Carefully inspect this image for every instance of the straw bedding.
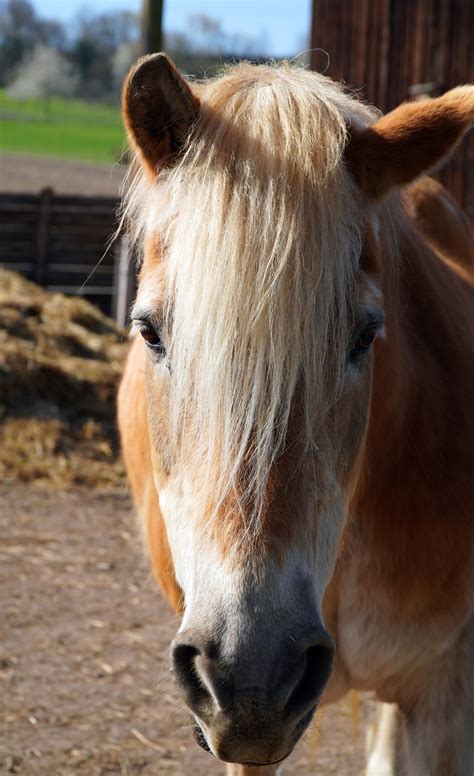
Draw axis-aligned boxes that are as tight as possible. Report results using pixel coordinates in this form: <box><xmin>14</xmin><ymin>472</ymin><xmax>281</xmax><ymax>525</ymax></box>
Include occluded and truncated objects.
<box><xmin>0</xmin><ymin>270</ymin><xmax>126</xmax><ymax>487</ymax></box>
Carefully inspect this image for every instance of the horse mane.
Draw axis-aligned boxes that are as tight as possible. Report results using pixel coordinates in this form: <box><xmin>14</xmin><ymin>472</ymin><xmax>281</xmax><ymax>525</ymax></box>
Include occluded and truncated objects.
<box><xmin>123</xmin><ymin>62</ymin><xmax>380</xmax><ymax>530</ymax></box>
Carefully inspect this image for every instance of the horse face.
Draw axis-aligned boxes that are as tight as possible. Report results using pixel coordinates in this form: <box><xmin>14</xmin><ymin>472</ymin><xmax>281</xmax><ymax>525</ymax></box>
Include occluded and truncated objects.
<box><xmin>132</xmin><ymin>244</ymin><xmax>381</xmax><ymax>765</ymax></box>
<box><xmin>123</xmin><ymin>55</ymin><xmax>385</xmax><ymax>765</ymax></box>
<box><xmin>132</xmin><ymin>246</ymin><xmax>384</xmax><ymax>764</ymax></box>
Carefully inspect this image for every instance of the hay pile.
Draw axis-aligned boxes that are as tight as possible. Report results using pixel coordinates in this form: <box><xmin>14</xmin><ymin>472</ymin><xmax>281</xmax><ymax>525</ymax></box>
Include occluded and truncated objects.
<box><xmin>0</xmin><ymin>270</ymin><xmax>127</xmax><ymax>487</ymax></box>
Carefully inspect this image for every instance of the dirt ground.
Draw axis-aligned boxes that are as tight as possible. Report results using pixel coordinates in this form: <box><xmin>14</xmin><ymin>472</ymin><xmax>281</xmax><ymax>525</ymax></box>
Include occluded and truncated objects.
<box><xmin>1</xmin><ymin>486</ymin><xmax>376</xmax><ymax>775</ymax></box>
<box><xmin>0</xmin><ymin>153</ymin><xmax>126</xmax><ymax>197</ymax></box>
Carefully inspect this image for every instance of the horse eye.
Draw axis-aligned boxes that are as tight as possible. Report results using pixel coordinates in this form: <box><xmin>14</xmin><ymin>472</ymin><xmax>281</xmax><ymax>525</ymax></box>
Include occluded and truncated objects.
<box><xmin>136</xmin><ymin>321</ymin><xmax>166</xmax><ymax>356</ymax></box>
<box><xmin>348</xmin><ymin>322</ymin><xmax>379</xmax><ymax>364</ymax></box>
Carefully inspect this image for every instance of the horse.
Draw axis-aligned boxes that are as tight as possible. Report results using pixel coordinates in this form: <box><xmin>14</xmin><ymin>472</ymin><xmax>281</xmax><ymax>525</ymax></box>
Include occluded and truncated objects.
<box><xmin>118</xmin><ymin>54</ymin><xmax>474</xmax><ymax>775</ymax></box>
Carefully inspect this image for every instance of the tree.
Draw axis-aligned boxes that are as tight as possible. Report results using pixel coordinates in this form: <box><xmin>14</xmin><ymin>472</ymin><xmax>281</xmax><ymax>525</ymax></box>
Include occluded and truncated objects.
<box><xmin>72</xmin><ymin>10</ymin><xmax>140</xmax><ymax>99</ymax></box>
<box><xmin>112</xmin><ymin>41</ymin><xmax>141</xmax><ymax>92</ymax></box>
<box><xmin>0</xmin><ymin>0</ymin><xmax>65</xmax><ymax>85</ymax></box>
<box><xmin>7</xmin><ymin>44</ymin><xmax>77</xmax><ymax>114</ymax></box>
<box><xmin>165</xmin><ymin>14</ymin><xmax>270</xmax><ymax>77</ymax></box>
<box><xmin>0</xmin><ymin>2</ymin><xmax>274</xmax><ymax>103</ymax></box>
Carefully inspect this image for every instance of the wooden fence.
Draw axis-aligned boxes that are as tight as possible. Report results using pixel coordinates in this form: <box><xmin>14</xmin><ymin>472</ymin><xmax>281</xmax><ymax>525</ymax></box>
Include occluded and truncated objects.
<box><xmin>0</xmin><ymin>189</ymin><xmax>135</xmax><ymax>327</ymax></box>
<box><xmin>310</xmin><ymin>0</ymin><xmax>474</xmax><ymax>221</ymax></box>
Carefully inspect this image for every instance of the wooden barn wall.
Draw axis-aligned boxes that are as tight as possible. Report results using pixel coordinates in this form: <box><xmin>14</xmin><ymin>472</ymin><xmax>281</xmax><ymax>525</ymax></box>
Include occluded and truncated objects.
<box><xmin>310</xmin><ymin>0</ymin><xmax>474</xmax><ymax>220</ymax></box>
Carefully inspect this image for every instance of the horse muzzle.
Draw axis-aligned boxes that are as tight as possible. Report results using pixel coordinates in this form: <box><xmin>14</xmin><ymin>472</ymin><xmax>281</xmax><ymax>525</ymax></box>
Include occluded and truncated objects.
<box><xmin>171</xmin><ymin>625</ymin><xmax>334</xmax><ymax>764</ymax></box>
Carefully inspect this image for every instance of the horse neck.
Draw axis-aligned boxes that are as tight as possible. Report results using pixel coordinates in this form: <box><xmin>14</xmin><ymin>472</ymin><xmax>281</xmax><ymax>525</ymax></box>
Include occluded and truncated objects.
<box><xmin>354</xmin><ymin>204</ymin><xmax>474</xmax><ymax>531</ymax></box>
<box><xmin>345</xmin><ymin>206</ymin><xmax>474</xmax><ymax>627</ymax></box>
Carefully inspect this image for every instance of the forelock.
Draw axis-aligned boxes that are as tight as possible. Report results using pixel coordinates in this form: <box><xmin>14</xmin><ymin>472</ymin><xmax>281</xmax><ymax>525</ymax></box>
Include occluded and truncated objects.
<box><xmin>123</xmin><ymin>62</ymin><xmax>377</xmax><ymax>531</ymax></box>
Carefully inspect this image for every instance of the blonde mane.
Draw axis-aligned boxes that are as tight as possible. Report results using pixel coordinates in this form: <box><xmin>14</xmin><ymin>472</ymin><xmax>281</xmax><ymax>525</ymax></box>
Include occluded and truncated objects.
<box><xmin>124</xmin><ymin>62</ymin><xmax>378</xmax><ymax>528</ymax></box>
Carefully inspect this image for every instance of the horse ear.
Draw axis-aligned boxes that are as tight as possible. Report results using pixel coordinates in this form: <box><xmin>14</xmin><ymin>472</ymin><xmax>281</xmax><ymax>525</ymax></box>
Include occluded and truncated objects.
<box><xmin>346</xmin><ymin>86</ymin><xmax>474</xmax><ymax>200</ymax></box>
<box><xmin>123</xmin><ymin>53</ymin><xmax>200</xmax><ymax>175</ymax></box>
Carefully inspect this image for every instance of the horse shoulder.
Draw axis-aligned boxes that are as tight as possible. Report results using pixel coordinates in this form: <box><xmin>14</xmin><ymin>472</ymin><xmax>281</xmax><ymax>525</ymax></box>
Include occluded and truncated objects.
<box><xmin>118</xmin><ymin>337</ymin><xmax>182</xmax><ymax>612</ymax></box>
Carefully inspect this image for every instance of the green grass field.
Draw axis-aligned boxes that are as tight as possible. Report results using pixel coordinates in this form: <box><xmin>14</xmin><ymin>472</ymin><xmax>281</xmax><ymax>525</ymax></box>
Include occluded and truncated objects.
<box><xmin>0</xmin><ymin>90</ymin><xmax>126</xmax><ymax>164</ymax></box>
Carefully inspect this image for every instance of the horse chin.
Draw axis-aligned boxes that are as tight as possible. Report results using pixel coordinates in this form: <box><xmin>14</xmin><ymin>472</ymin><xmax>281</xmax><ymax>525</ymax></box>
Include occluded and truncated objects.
<box><xmin>192</xmin><ymin>721</ymin><xmax>290</xmax><ymax>765</ymax></box>
<box><xmin>191</xmin><ymin>705</ymin><xmax>316</xmax><ymax>765</ymax></box>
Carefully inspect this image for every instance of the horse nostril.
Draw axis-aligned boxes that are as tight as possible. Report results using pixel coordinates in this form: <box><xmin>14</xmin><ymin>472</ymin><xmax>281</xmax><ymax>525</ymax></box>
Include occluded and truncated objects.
<box><xmin>172</xmin><ymin>641</ymin><xmax>212</xmax><ymax>711</ymax></box>
<box><xmin>193</xmin><ymin>722</ymin><xmax>212</xmax><ymax>753</ymax></box>
<box><xmin>172</xmin><ymin>635</ymin><xmax>235</xmax><ymax>715</ymax></box>
<box><xmin>284</xmin><ymin>641</ymin><xmax>334</xmax><ymax>720</ymax></box>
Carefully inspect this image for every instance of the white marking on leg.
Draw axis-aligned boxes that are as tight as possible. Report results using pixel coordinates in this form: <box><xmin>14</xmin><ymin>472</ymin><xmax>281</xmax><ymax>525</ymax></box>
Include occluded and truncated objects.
<box><xmin>366</xmin><ymin>703</ymin><xmax>399</xmax><ymax>776</ymax></box>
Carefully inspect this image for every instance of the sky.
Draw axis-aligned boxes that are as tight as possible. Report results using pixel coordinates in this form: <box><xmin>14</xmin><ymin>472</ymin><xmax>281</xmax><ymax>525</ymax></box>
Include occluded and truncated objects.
<box><xmin>31</xmin><ymin>0</ymin><xmax>311</xmax><ymax>56</ymax></box>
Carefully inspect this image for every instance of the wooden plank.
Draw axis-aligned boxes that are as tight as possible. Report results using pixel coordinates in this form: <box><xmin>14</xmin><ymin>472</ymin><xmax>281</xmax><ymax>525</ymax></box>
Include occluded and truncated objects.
<box><xmin>47</xmin><ymin>255</ymin><xmax>115</xmax><ymax>268</ymax></box>
<box><xmin>378</xmin><ymin>0</ymin><xmax>391</xmax><ymax>109</ymax></box>
<box><xmin>1</xmin><ymin>242</ymin><xmax>37</xmax><ymax>257</ymax></box>
<box><xmin>49</xmin><ymin>241</ymin><xmax>114</xmax><ymax>255</ymax></box>
<box><xmin>49</xmin><ymin>237</ymin><xmax>114</xmax><ymax>249</ymax></box>
<box><xmin>0</xmin><ymin>222</ymin><xmax>36</xmax><ymax>234</ymax></box>
<box><xmin>35</xmin><ymin>187</ymin><xmax>53</xmax><ymax>285</ymax></box>
<box><xmin>412</xmin><ymin>0</ymin><xmax>424</xmax><ymax>85</ymax></box>
<box><xmin>365</xmin><ymin>0</ymin><xmax>377</xmax><ymax>106</ymax></box>
<box><xmin>0</xmin><ymin>214</ymin><xmax>38</xmax><ymax>227</ymax></box>
<box><xmin>310</xmin><ymin>0</ymin><xmax>326</xmax><ymax>72</ymax></box>
<box><xmin>46</xmin><ymin>274</ymin><xmax>114</xmax><ymax>288</ymax></box>
<box><xmin>46</xmin><ymin>285</ymin><xmax>115</xmax><ymax>295</ymax></box>
<box><xmin>0</xmin><ymin>203</ymin><xmax>39</xmax><ymax>216</ymax></box>
<box><xmin>48</xmin><ymin>223</ymin><xmax>115</xmax><ymax>235</ymax></box>
<box><xmin>50</xmin><ymin>194</ymin><xmax>118</xmax><ymax>207</ymax></box>
<box><xmin>0</xmin><ymin>193</ymin><xmax>39</xmax><ymax>205</ymax></box>
<box><xmin>112</xmin><ymin>234</ymin><xmax>136</xmax><ymax>328</ymax></box>
<box><xmin>51</xmin><ymin>206</ymin><xmax>118</xmax><ymax>218</ymax></box>
<box><xmin>0</xmin><ymin>262</ymin><xmax>35</xmax><ymax>272</ymax></box>
<box><xmin>353</xmin><ymin>0</ymin><xmax>369</xmax><ymax>89</ymax></box>
<box><xmin>47</xmin><ymin>263</ymin><xmax>115</xmax><ymax>274</ymax></box>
